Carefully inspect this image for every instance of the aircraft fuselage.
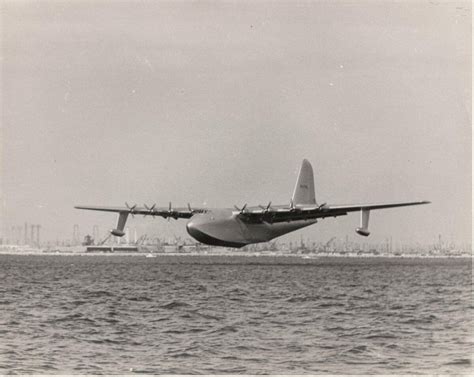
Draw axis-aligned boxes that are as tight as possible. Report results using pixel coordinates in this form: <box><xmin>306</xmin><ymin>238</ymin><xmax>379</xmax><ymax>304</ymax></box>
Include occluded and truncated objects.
<box><xmin>186</xmin><ymin>208</ymin><xmax>316</xmax><ymax>248</ymax></box>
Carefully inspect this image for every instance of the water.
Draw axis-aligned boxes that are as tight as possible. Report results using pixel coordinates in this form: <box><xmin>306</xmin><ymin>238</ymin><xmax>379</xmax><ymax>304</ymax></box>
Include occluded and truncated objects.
<box><xmin>0</xmin><ymin>254</ymin><xmax>472</xmax><ymax>374</ymax></box>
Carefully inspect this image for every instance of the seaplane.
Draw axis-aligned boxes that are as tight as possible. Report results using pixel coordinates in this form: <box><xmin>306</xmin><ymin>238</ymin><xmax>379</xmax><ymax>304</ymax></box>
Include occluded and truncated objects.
<box><xmin>75</xmin><ymin>159</ymin><xmax>430</xmax><ymax>248</ymax></box>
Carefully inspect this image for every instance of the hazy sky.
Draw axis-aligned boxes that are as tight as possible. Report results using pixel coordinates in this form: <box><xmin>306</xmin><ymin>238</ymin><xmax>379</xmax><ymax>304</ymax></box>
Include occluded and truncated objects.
<box><xmin>1</xmin><ymin>1</ymin><xmax>471</xmax><ymax>246</ymax></box>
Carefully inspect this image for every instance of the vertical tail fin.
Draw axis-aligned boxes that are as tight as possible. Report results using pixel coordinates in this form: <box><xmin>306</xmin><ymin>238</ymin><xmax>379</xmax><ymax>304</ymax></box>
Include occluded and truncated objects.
<box><xmin>292</xmin><ymin>159</ymin><xmax>317</xmax><ymax>205</ymax></box>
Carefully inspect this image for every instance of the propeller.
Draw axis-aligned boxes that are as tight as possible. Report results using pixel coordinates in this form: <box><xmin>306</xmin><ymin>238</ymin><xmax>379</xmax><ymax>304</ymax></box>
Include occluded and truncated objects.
<box><xmin>258</xmin><ymin>201</ymin><xmax>273</xmax><ymax>213</ymax></box>
<box><xmin>259</xmin><ymin>201</ymin><xmax>275</xmax><ymax>223</ymax></box>
<box><xmin>144</xmin><ymin>203</ymin><xmax>156</xmax><ymax>217</ymax></box>
<box><xmin>187</xmin><ymin>203</ymin><xmax>196</xmax><ymax>215</ymax></box>
<box><xmin>167</xmin><ymin>202</ymin><xmax>178</xmax><ymax>220</ymax></box>
<box><xmin>287</xmin><ymin>199</ymin><xmax>303</xmax><ymax>219</ymax></box>
<box><xmin>165</xmin><ymin>202</ymin><xmax>171</xmax><ymax>221</ymax></box>
<box><xmin>125</xmin><ymin>202</ymin><xmax>137</xmax><ymax>218</ymax></box>
<box><xmin>233</xmin><ymin>203</ymin><xmax>248</xmax><ymax>214</ymax></box>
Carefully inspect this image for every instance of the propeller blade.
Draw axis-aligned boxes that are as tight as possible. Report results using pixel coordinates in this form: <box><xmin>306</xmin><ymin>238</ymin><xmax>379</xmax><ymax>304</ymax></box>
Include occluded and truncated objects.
<box><xmin>144</xmin><ymin>203</ymin><xmax>156</xmax><ymax>217</ymax></box>
<box><xmin>166</xmin><ymin>201</ymin><xmax>178</xmax><ymax>220</ymax></box>
<box><xmin>126</xmin><ymin>202</ymin><xmax>137</xmax><ymax>217</ymax></box>
<box><xmin>234</xmin><ymin>203</ymin><xmax>248</xmax><ymax>215</ymax></box>
<box><xmin>259</xmin><ymin>201</ymin><xmax>272</xmax><ymax>214</ymax></box>
<box><xmin>233</xmin><ymin>204</ymin><xmax>247</xmax><ymax>214</ymax></box>
<box><xmin>126</xmin><ymin>202</ymin><xmax>136</xmax><ymax>210</ymax></box>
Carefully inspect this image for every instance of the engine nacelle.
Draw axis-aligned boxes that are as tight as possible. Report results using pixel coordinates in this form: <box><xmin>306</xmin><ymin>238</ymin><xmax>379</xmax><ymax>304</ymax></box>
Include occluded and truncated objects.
<box><xmin>110</xmin><ymin>229</ymin><xmax>125</xmax><ymax>237</ymax></box>
<box><xmin>356</xmin><ymin>227</ymin><xmax>370</xmax><ymax>237</ymax></box>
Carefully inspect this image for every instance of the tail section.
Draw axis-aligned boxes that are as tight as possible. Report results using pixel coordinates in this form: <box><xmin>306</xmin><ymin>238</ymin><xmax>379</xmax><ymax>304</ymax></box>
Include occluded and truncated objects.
<box><xmin>292</xmin><ymin>159</ymin><xmax>317</xmax><ymax>205</ymax></box>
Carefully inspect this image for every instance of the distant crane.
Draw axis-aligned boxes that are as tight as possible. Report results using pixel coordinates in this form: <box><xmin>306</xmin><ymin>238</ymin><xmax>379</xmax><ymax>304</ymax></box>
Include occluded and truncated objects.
<box><xmin>135</xmin><ymin>234</ymin><xmax>147</xmax><ymax>245</ymax></box>
<box><xmin>325</xmin><ymin>237</ymin><xmax>336</xmax><ymax>252</ymax></box>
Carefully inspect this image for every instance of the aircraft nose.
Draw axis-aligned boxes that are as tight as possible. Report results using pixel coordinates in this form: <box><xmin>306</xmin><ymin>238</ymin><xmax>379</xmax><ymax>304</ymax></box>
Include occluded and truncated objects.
<box><xmin>186</xmin><ymin>221</ymin><xmax>199</xmax><ymax>238</ymax></box>
<box><xmin>186</xmin><ymin>220</ymin><xmax>208</xmax><ymax>244</ymax></box>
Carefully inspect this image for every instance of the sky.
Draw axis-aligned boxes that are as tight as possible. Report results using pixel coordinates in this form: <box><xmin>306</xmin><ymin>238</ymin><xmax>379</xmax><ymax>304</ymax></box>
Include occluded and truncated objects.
<box><xmin>1</xmin><ymin>0</ymin><xmax>471</xmax><ymax>246</ymax></box>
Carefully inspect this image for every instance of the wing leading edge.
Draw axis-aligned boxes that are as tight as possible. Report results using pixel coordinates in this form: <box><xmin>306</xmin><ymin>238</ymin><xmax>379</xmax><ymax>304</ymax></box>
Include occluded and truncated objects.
<box><xmin>323</xmin><ymin>200</ymin><xmax>431</xmax><ymax>213</ymax></box>
<box><xmin>75</xmin><ymin>205</ymin><xmax>207</xmax><ymax>218</ymax></box>
<box><xmin>236</xmin><ymin>200</ymin><xmax>430</xmax><ymax>220</ymax></box>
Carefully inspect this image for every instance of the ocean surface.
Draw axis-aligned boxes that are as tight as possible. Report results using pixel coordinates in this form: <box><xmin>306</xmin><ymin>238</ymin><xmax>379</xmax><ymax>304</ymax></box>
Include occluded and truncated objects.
<box><xmin>0</xmin><ymin>254</ymin><xmax>472</xmax><ymax>374</ymax></box>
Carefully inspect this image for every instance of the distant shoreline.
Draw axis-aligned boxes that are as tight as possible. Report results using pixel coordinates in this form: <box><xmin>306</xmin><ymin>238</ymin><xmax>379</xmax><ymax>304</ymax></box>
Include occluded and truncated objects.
<box><xmin>0</xmin><ymin>251</ymin><xmax>471</xmax><ymax>260</ymax></box>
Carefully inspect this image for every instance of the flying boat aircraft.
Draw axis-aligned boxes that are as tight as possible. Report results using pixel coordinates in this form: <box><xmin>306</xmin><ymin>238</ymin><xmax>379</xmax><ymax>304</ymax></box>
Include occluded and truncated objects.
<box><xmin>75</xmin><ymin>159</ymin><xmax>429</xmax><ymax>248</ymax></box>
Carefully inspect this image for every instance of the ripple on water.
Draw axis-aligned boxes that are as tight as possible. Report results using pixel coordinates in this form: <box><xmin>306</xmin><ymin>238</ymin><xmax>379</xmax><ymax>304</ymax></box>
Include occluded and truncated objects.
<box><xmin>0</xmin><ymin>254</ymin><xmax>471</xmax><ymax>375</ymax></box>
<box><xmin>160</xmin><ymin>300</ymin><xmax>192</xmax><ymax>309</ymax></box>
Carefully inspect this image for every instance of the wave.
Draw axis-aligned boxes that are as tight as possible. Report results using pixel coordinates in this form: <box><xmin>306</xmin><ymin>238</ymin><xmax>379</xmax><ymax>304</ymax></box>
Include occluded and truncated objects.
<box><xmin>48</xmin><ymin>313</ymin><xmax>95</xmax><ymax>324</ymax></box>
<box><xmin>317</xmin><ymin>302</ymin><xmax>345</xmax><ymax>308</ymax></box>
<box><xmin>364</xmin><ymin>333</ymin><xmax>398</xmax><ymax>340</ymax></box>
<box><xmin>126</xmin><ymin>295</ymin><xmax>152</xmax><ymax>302</ymax></box>
<box><xmin>160</xmin><ymin>301</ymin><xmax>191</xmax><ymax>309</ymax></box>
<box><xmin>443</xmin><ymin>358</ymin><xmax>471</xmax><ymax>366</ymax></box>
<box><xmin>347</xmin><ymin>345</ymin><xmax>368</xmax><ymax>354</ymax></box>
<box><xmin>192</xmin><ymin>311</ymin><xmax>223</xmax><ymax>321</ymax></box>
<box><xmin>1</xmin><ymin>254</ymin><xmax>471</xmax><ymax>375</ymax></box>
<box><xmin>287</xmin><ymin>295</ymin><xmax>320</xmax><ymax>302</ymax></box>
<box><xmin>399</xmin><ymin>314</ymin><xmax>438</xmax><ymax>324</ymax></box>
<box><xmin>209</xmin><ymin>325</ymin><xmax>239</xmax><ymax>334</ymax></box>
<box><xmin>82</xmin><ymin>290</ymin><xmax>115</xmax><ymax>298</ymax></box>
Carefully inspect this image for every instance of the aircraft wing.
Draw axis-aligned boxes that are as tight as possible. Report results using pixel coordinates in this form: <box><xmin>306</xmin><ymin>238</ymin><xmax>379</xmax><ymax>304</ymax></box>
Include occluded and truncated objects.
<box><xmin>236</xmin><ymin>200</ymin><xmax>430</xmax><ymax>224</ymax></box>
<box><xmin>75</xmin><ymin>203</ymin><xmax>207</xmax><ymax>238</ymax></box>
<box><xmin>316</xmin><ymin>200</ymin><xmax>431</xmax><ymax>213</ymax></box>
<box><xmin>75</xmin><ymin>204</ymin><xmax>206</xmax><ymax>220</ymax></box>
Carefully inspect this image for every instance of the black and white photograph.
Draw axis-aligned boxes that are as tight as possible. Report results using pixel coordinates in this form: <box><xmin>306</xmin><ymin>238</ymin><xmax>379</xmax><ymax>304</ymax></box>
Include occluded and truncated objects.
<box><xmin>0</xmin><ymin>0</ymin><xmax>472</xmax><ymax>374</ymax></box>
